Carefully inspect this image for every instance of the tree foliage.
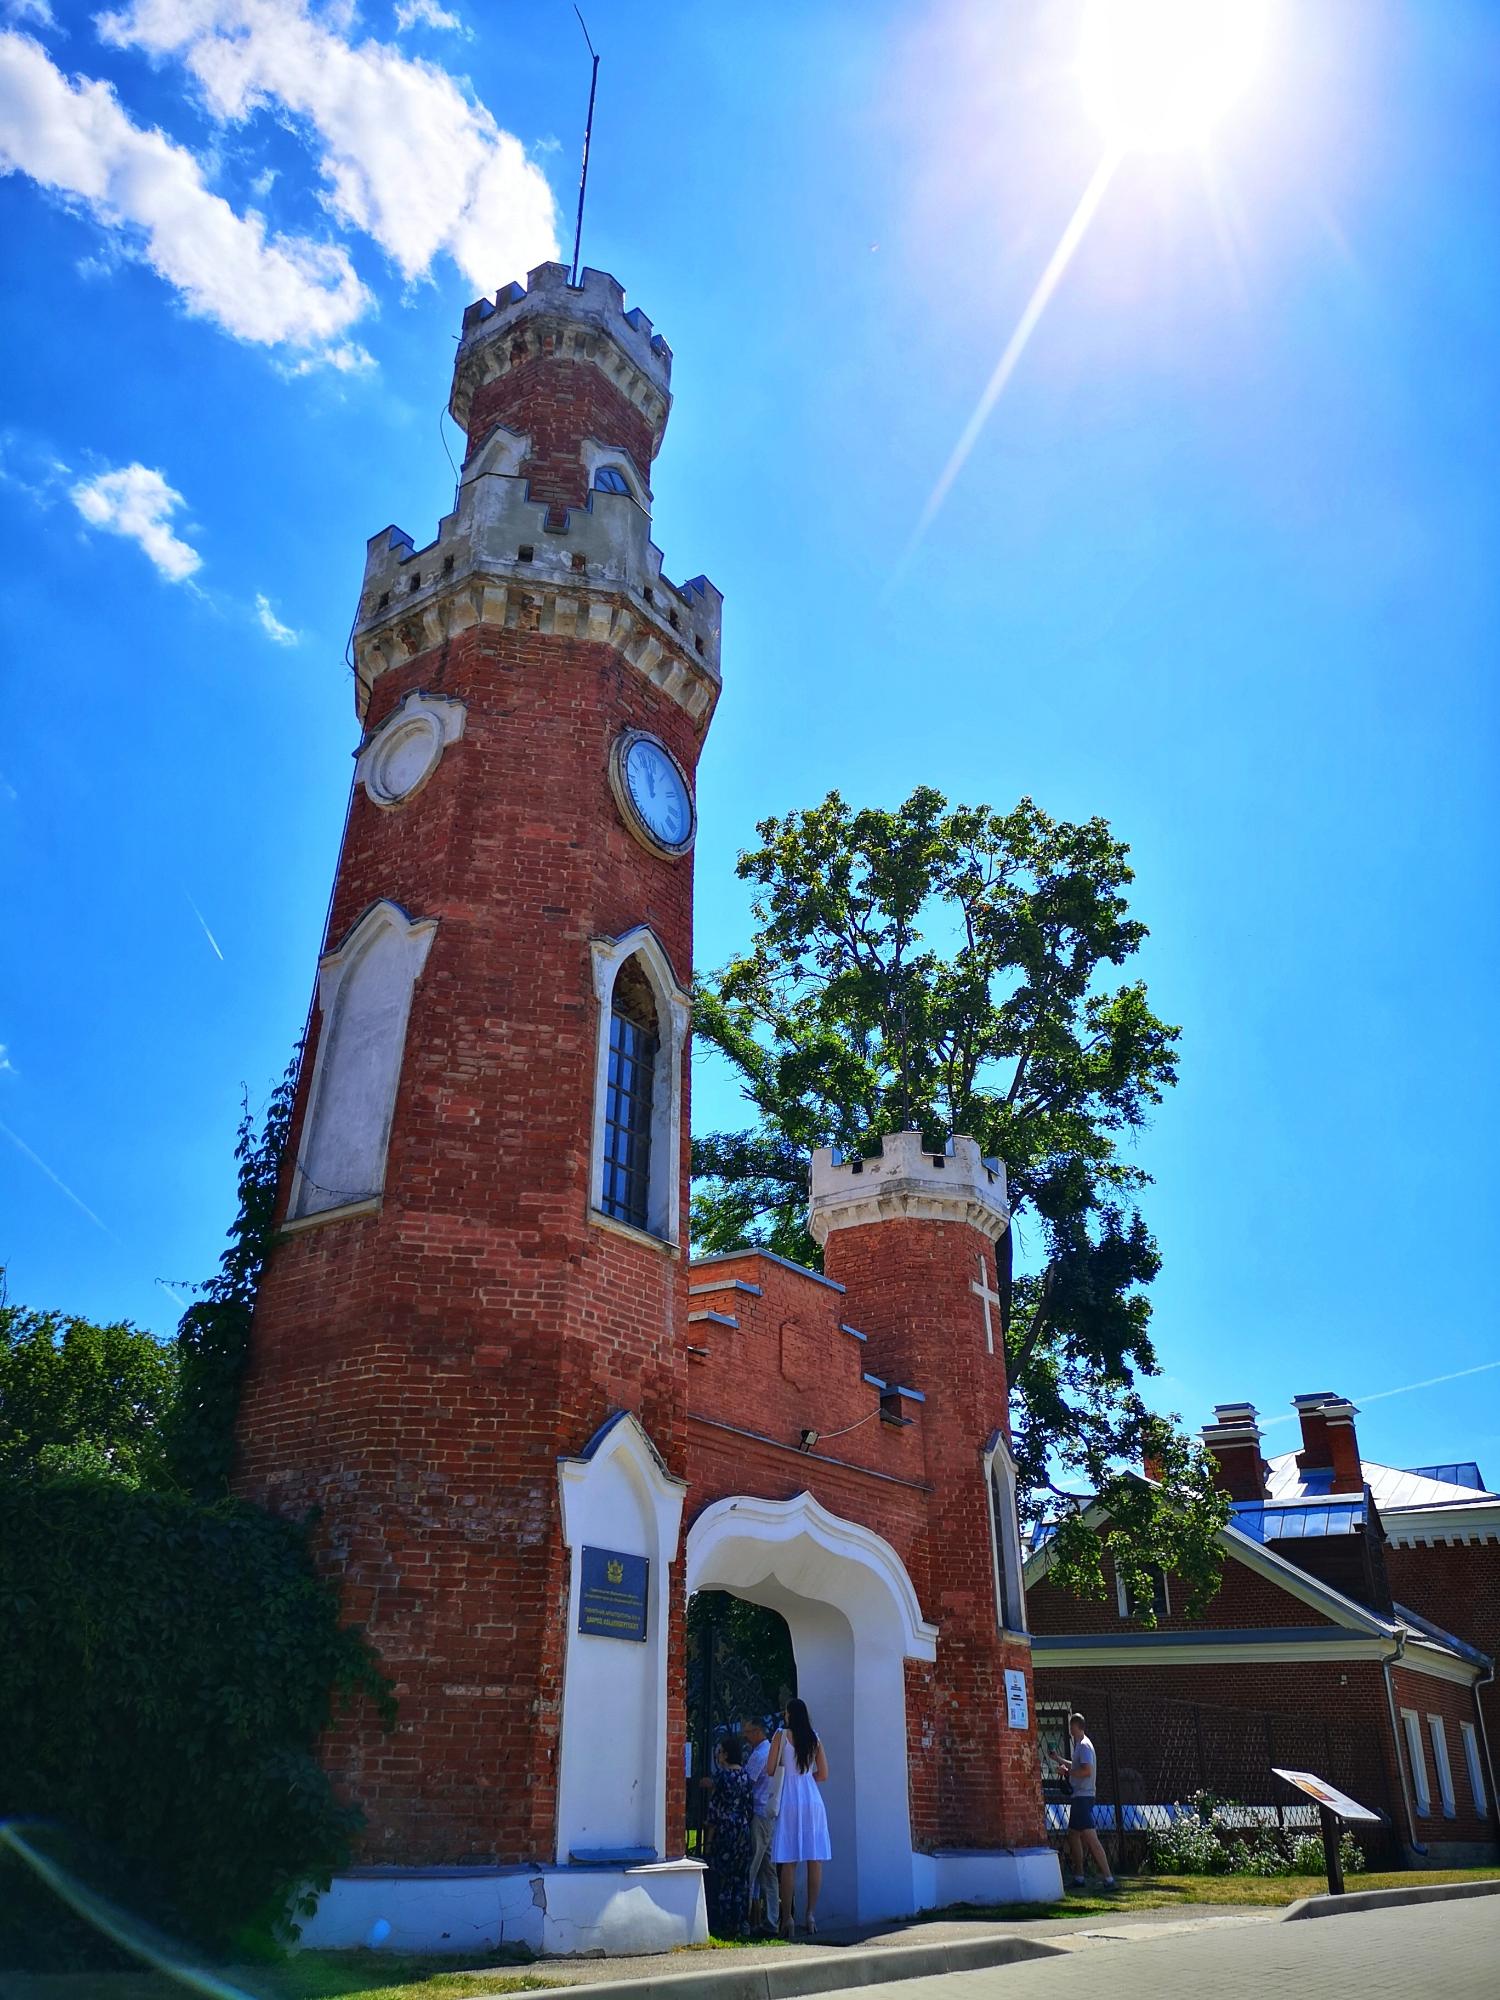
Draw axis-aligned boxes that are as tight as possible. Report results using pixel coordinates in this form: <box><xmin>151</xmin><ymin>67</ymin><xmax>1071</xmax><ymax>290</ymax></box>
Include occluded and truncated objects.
<box><xmin>0</xmin><ymin>1282</ymin><xmax>177</xmax><ymax>1489</ymax></box>
<box><xmin>692</xmin><ymin>787</ymin><xmax>1228</xmax><ymax>1613</ymax></box>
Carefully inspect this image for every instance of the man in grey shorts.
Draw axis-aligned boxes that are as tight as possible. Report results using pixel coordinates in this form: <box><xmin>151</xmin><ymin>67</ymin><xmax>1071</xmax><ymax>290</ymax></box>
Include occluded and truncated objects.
<box><xmin>1058</xmin><ymin>1711</ymin><xmax>1117</xmax><ymax>1889</ymax></box>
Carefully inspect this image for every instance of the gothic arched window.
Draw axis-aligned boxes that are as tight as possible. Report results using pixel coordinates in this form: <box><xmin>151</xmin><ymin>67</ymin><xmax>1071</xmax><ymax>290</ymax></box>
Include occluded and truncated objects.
<box><xmin>594</xmin><ymin>464</ymin><xmax>632</xmax><ymax>495</ymax></box>
<box><xmin>602</xmin><ymin>961</ymin><xmax>659</xmax><ymax>1230</ymax></box>
<box><xmin>589</xmin><ymin>928</ymin><xmax>688</xmax><ymax>1245</ymax></box>
<box><xmin>287</xmin><ymin>900</ymin><xmax>437</xmax><ymax>1224</ymax></box>
<box><xmin>984</xmin><ymin>1431</ymin><xmax>1029</xmax><ymax>1635</ymax></box>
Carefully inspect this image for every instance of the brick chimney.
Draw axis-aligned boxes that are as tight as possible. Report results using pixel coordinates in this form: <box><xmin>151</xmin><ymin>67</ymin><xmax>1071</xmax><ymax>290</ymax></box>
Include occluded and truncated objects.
<box><xmin>1200</xmin><ymin>1402</ymin><xmax>1268</xmax><ymax>1502</ymax></box>
<box><xmin>1294</xmin><ymin>1392</ymin><xmax>1364</xmax><ymax>1492</ymax></box>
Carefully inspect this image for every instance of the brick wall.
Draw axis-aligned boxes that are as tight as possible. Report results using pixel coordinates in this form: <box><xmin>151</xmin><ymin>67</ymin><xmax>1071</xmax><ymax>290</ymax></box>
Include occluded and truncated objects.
<box><xmin>1028</xmin><ymin>1541</ymin><xmax>1343</xmax><ymax>1635</ymax></box>
<box><xmin>826</xmin><ymin>1215</ymin><xmax>1044</xmax><ymax>1851</ymax></box>
<box><xmin>1389</xmin><ymin>1662</ymin><xmax>1493</xmax><ymax>1845</ymax></box>
<box><xmin>467</xmin><ymin>349</ymin><xmax>659</xmax><ymax>510</ymax></box>
<box><xmin>239</xmin><ymin>612</ymin><xmax>707</xmax><ymax>1866</ymax></box>
<box><xmin>1386</xmin><ymin>1537</ymin><xmax>1500</xmax><ymax>1750</ymax></box>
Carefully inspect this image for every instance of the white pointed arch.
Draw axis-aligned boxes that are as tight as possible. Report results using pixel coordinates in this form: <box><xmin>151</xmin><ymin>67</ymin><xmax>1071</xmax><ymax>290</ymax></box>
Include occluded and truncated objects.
<box><xmin>983</xmin><ymin>1428</ymin><xmax>1029</xmax><ymax>1636</ymax></box>
<box><xmin>286</xmin><ymin>899</ymin><xmax>437</xmax><ymax>1225</ymax></box>
<box><xmin>685</xmin><ymin>1489</ymin><xmax>937</xmax><ymax>1662</ymax></box>
<box><xmin>588</xmin><ymin>926</ymin><xmax>689</xmax><ymax>1247</ymax></box>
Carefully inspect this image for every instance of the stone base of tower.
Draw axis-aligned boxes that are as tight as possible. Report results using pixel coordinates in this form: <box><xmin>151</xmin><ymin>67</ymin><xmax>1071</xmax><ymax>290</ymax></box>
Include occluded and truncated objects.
<box><xmin>912</xmin><ymin>1847</ymin><xmax>1063</xmax><ymax>1911</ymax></box>
<box><xmin>300</xmin><ymin>1859</ymin><xmax>708</xmax><ymax>1956</ymax></box>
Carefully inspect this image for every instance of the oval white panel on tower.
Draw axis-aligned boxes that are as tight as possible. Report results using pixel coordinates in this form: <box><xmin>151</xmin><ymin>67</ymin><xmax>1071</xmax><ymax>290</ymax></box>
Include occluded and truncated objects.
<box><xmin>356</xmin><ymin>690</ymin><xmax>466</xmax><ymax>808</ymax></box>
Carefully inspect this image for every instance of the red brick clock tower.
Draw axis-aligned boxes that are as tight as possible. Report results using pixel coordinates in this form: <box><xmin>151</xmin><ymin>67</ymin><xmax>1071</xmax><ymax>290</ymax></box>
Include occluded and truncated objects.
<box><xmin>238</xmin><ymin>264</ymin><xmax>719</xmax><ymax>1952</ymax></box>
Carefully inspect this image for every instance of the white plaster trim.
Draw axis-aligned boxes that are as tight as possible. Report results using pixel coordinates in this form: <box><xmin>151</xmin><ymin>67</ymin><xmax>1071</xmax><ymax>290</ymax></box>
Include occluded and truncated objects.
<box><xmin>1384</xmin><ymin>1500</ymin><xmax>1500</xmax><ymax>1547</ymax></box>
<box><xmin>459</xmin><ymin>421</ymin><xmax>529</xmax><ymax>484</ymax></box>
<box><xmin>1031</xmin><ymin>1633</ymin><xmax>1415</xmax><ymax>1668</ymax></box>
<box><xmin>355</xmin><ymin>690</ymin><xmax>466</xmax><ymax>808</ymax></box>
<box><xmin>278</xmin><ymin>1195</ymin><xmax>381</xmax><ymax>1235</ymax></box>
<box><xmin>588</xmin><ymin>927</ymin><xmax>689</xmax><ymax>1247</ymax></box>
<box><xmin>582</xmin><ymin>437</ymin><xmax>650</xmax><ymax>509</ymax></box>
<box><xmin>983</xmin><ymin>1431</ymin><xmax>1029</xmax><ymax>1636</ymax></box>
<box><xmin>1400</xmin><ymin>1642</ymin><xmax>1486</xmax><ymax>1687</ymax></box>
<box><xmin>686</xmin><ymin>1490</ymin><xmax>937</xmax><ymax>1662</ymax></box>
<box><xmin>589</xmin><ymin>1209</ymin><xmax>680</xmax><ymax>1257</ymax></box>
<box><xmin>808</xmin><ymin>1131</ymin><xmax>1010</xmax><ymax>1244</ymax></box>
<box><xmin>556</xmin><ymin>1413</ymin><xmax>687</xmax><ymax>1869</ymax></box>
<box><xmin>288</xmin><ymin>900</ymin><xmax>437</xmax><ymax>1221</ymax></box>
<box><xmin>301</xmin><ymin>1859</ymin><xmax>707</xmax><ymax>1955</ymax></box>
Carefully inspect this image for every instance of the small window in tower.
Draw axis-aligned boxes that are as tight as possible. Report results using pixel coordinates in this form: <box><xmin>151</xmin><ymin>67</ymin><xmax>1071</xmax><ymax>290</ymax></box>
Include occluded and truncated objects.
<box><xmin>594</xmin><ymin>464</ymin><xmax>632</xmax><ymax>496</ymax></box>
<box><xmin>601</xmin><ymin>960</ymin><xmax>659</xmax><ymax>1232</ymax></box>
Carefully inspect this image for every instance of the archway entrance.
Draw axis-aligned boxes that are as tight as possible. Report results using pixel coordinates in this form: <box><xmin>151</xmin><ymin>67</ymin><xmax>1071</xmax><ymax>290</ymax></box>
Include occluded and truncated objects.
<box><xmin>684</xmin><ymin>1492</ymin><xmax>938</xmax><ymax>1925</ymax></box>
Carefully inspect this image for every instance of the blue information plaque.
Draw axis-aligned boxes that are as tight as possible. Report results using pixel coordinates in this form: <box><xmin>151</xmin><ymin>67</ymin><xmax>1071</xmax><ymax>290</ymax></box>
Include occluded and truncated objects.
<box><xmin>578</xmin><ymin>1546</ymin><xmax>649</xmax><ymax>1642</ymax></box>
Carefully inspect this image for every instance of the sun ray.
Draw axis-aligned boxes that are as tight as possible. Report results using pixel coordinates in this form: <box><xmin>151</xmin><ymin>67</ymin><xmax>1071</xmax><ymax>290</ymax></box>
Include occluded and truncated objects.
<box><xmin>893</xmin><ymin>145</ymin><xmax>1121</xmax><ymax>581</ymax></box>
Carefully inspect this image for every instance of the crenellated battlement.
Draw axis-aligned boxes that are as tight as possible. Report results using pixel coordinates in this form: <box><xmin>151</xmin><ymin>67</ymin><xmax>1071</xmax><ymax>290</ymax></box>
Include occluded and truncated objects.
<box><xmin>451</xmin><ymin>262</ymin><xmax>672</xmax><ymax>442</ymax></box>
<box><xmin>351</xmin><ymin>439</ymin><xmax>721</xmax><ymax>722</ymax></box>
<box><xmin>808</xmin><ymin>1131</ymin><xmax>1010</xmax><ymax>1244</ymax></box>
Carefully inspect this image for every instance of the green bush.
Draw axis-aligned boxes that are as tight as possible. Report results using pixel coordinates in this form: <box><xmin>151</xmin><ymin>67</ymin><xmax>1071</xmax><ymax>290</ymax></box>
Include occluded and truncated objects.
<box><xmin>1289</xmin><ymin>1829</ymin><xmax>1367</xmax><ymax>1876</ymax></box>
<box><xmin>0</xmin><ymin>1476</ymin><xmax>391</xmax><ymax>1965</ymax></box>
<box><xmin>1147</xmin><ymin>1809</ymin><xmax>1230</xmax><ymax>1873</ymax></box>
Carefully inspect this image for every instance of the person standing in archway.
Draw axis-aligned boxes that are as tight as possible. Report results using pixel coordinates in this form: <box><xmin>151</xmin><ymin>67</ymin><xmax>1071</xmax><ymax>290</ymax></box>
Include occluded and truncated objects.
<box><xmin>767</xmin><ymin>1697</ymin><xmax>831</xmax><ymax>1936</ymax></box>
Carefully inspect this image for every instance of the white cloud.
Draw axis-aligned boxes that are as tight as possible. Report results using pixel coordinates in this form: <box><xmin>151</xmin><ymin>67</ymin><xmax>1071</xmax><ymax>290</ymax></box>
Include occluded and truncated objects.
<box><xmin>394</xmin><ymin>0</ymin><xmax>467</xmax><ymax>34</ymax></box>
<box><xmin>254</xmin><ymin>590</ymin><xmax>299</xmax><ymax>643</ymax></box>
<box><xmin>98</xmin><ymin>0</ymin><xmax>558</xmax><ymax>291</ymax></box>
<box><xmin>70</xmin><ymin>462</ymin><xmax>202</xmax><ymax>581</ymax></box>
<box><xmin>0</xmin><ymin>30</ymin><xmax>371</xmax><ymax>354</ymax></box>
<box><xmin>4</xmin><ymin>0</ymin><xmax>58</xmax><ymax>28</ymax></box>
<box><xmin>0</xmin><ymin>1044</ymin><xmax>15</xmax><ymax>1074</ymax></box>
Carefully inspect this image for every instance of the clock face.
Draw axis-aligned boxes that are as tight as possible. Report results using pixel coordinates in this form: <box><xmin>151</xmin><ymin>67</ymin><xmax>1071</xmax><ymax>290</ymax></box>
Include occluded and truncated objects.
<box><xmin>617</xmin><ymin>732</ymin><xmax>695</xmax><ymax>855</ymax></box>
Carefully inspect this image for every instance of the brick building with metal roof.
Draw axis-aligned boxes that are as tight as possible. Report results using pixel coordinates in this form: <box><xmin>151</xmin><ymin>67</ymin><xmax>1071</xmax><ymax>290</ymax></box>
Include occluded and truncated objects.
<box><xmin>1024</xmin><ymin>1392</ymin><xmax>1498</xmax><ymax>1868</ymax></box>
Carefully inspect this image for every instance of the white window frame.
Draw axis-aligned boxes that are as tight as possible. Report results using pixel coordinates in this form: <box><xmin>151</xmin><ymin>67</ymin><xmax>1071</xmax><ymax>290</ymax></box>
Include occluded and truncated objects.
<box><xmin>1459</xmin><ymin>1720</ymin><xmax>1489</xmax><ymax>1817</ymax></box>
<box><xmin>1427</xmin><ymin>1714</ymin><xmax>1457</xmax><ymax>1819</ymax></box>
<box><xmin>287</xmin><ymin>899</ymin><xmax>437</xmax><ymax>1223</ymax></box>
<box><xmin>588</xmin><ymin>927</ymin><xmax>689</xmax><ymax>1247</ymax></box>
<box><xmin>1115</xmin><ymin>1565</ymin><xmax>1171</xmax><ymax>1621</ymax></box>
<box><xmin>1401</xmin><ymin>1707</ymin><xmax>1432</xmax><ymax>1816</ymax></box>
<box><xmin>982</xmin><ymin>1430</ymin><xmax>1028</xmax><ymax>1635</ymax></box>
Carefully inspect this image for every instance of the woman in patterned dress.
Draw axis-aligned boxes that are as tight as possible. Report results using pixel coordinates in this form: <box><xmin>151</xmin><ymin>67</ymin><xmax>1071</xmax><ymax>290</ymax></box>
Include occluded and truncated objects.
<box><xmin>703</xmin><ymin>1734</ymin><xmax>756</xmax><ymax>1937</ymax></box>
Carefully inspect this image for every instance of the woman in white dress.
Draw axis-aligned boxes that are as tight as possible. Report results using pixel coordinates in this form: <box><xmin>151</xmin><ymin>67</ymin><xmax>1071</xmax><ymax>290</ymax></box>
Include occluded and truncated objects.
<box><xmin>766</xmin><ymin>1697</ymin><xmax>831</xmax><ymax>1935</ymax></box>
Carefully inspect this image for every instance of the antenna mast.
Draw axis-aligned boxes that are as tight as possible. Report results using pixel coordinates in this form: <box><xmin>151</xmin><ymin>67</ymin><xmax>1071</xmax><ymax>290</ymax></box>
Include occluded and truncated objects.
<box><xmin>570</xmin><ymin>8</ymin><xmax>599</xmax><ymax>286</ymax></box>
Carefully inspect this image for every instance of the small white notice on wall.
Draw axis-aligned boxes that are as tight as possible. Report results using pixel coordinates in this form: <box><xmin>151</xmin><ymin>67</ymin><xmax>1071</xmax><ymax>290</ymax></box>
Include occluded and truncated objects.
<box><xmin>1005</xmin><ymin>1667</ymin><xmax>1029</xmax><ymax>1729</ymax></box>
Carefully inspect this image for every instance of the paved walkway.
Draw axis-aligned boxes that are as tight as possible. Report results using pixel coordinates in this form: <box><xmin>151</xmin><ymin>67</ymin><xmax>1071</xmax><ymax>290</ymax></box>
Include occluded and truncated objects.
<box><xmin>532</xmin><ymin>1906</ymin><xmax>1264</xmax><ymax>1988</ymax></box>
<box><xmin>803</xmin><ymin>1896</ymin><xmax>1500</xmax><ymax>2000</ymax></box>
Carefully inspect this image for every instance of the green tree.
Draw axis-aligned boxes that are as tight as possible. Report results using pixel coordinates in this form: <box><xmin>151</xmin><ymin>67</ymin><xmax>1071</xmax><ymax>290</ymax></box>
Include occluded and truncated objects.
<box><xmin>0</xmin><ymin>1279</ymin><xmax>178</xmax><ymax>1489</ymax></box>
<box><xmin>692</xmin><ymin>787</ymin><xmax>1228</xmax><ymax>1616</ymax></box>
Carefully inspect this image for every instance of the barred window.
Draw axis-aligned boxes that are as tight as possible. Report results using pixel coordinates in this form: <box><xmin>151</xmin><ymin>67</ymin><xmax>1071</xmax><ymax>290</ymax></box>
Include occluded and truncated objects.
<box><xmin>601</xmin><ymin>961</ymin><xmax>659</xmax><ymax>1230</ymax></box>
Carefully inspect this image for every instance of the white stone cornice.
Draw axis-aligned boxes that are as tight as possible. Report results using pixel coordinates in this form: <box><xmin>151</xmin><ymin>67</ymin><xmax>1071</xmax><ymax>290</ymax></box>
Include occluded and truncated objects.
<box><xmin>808</xmin><ymin>1131</ymin><xmax>1011</xmax><ymax>1245</ymax></box>
<box><xmin>352</xmin><ymin>467</ymin><xmax>720</xmax><ymax>722</ymax></box>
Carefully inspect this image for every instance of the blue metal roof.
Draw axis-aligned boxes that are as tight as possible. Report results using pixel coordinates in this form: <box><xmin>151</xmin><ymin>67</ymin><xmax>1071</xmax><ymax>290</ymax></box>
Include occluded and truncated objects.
<box><xmin>1230</xmin><ymin>1498</ymin><xmax>1366</xmax><ymax>1541</ymax></box>
<box><xmin>1404</xmin><ymin>1462</ymin><xmax>1487</xmax><ymax>1492</ymax></box>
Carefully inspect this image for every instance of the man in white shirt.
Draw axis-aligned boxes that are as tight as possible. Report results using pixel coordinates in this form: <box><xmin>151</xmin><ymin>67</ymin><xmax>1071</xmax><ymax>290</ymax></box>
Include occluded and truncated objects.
<box><xmin>740</xmin><ymin>1713</ymin><xmax>780</xmax><ymax>1930</ymax></box>
<box><xmin>1058</xmin><ymin>1711</ymin><xmax>1116</xmax><ymax>1889</ymax></box>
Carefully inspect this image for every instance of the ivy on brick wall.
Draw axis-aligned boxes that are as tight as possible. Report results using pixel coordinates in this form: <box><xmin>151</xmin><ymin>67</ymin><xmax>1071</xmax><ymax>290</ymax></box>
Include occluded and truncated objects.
<box><xmin>0</xmin><ymin>1477</ymin><xmax>393</xmax><ymax>1964</ymax></box>
<box><xmin>1</xmin><ymin>1056</ymin><xmax>395</xmax><ymax>1966</ymax></box>
<box><xmin>166</xmin><ymin>1057</ymin><xmax>298</xmax><ymax>1499</ymax></box>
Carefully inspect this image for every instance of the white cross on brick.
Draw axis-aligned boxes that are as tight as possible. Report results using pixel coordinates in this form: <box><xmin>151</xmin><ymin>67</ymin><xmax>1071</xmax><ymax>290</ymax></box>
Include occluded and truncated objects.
<box><xmin>971</xmin><ymin>1249</ymin><xmax>1002</xmax><ymax>1355</ymax></box>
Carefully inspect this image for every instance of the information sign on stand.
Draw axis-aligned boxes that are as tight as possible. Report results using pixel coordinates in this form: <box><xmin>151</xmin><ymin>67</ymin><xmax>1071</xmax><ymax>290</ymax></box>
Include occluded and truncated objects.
<box><xmin>1272</xmin><ymin>1768</ymin><xmax>1380</xmax><ymax>1897</ymax></box>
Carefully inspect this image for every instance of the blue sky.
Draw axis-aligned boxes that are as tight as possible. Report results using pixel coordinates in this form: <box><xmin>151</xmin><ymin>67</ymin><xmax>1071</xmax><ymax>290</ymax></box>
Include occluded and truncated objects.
<box><xmin>2</xmin><ymin>0</ymin><xmax>1496</xmax><ymax>1475</ymax></box>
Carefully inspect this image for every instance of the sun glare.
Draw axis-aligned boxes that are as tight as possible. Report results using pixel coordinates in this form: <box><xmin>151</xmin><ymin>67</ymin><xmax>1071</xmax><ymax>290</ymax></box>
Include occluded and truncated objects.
<box><xmin>1080</xmin><ymin>0</ymin><xmax>1270</xmax><ymax>152</ymax></box>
